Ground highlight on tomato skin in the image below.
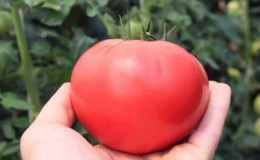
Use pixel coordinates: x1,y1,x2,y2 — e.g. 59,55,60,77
70,39,210,154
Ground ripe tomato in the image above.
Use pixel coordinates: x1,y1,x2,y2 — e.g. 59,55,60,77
70,39,209,154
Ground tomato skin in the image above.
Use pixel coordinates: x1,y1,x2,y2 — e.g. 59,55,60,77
70,39,209,154
254,95,260,116
0,11,13,34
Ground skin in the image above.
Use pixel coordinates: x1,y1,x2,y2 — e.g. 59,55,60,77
20,81,231,160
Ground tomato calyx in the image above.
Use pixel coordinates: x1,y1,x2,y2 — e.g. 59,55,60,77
119,14,176,41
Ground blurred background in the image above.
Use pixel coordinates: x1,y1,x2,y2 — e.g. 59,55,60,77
0,0,260,159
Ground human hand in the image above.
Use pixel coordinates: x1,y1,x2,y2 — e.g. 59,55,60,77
20,81,231,160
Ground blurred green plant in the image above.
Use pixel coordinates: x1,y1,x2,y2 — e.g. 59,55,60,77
0,0,260,159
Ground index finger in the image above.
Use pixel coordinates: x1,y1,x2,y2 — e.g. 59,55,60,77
188,81,231,156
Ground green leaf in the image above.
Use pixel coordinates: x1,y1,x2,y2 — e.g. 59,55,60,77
24,0,33,7
42,0,61,10
240,133,260,148
37,28,59,38
97,0,108,7
40,10,66,26
9,0,28,8
185,1,208,21
73,121,88,136
71,27,96,60
30,40,51,57
39,0,76,26
1,140,19,157
0,41,16,57
11,117,29,129
166,10,191,27
30,0,45,6
2,120,16,140
204,58,220,70
0,92,31,110
102,13,119,38
86,6,98,17
0,41,18,75
0,48,19,79
0,142,7,153
210,15,240,42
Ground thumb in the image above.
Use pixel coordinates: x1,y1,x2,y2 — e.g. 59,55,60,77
34,82,75,126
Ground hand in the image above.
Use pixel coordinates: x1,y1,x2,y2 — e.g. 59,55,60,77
20,81,231,160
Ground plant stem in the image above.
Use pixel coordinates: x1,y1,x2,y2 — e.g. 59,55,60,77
10,7,41,122
139,0,144,12
242,0,251,63
233,0,252,140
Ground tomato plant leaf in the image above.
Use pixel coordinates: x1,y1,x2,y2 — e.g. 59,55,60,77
0,92,31,110
185,1,208,21
29,0,44,6
0,41,19,76
210,15,241,43
86,6,98,17
30,40,51,57
102,13,119,37
0,140,19,157
97,0,108,7
71,27,96,60
166,10,191,27
9,0,28,8
0,142,7,153
42,0,61,10
38,0,76,26
11,117,29,129
2,120,16,140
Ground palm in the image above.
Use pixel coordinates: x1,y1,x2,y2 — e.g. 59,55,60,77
95,143,205,160
36,126,205,160
20,82,231,160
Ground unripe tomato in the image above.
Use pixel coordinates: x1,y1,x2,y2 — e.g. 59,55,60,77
227,67,241,79
71,39,209,154
0,10,13,34
251,41,260,56
254,118,260,136
254,95,260,116
227,1,240,16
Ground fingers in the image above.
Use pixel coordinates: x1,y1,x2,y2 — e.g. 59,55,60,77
188,81,231,157
34,82,75,127
20,83,106,160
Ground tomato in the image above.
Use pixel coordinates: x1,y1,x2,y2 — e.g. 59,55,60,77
227,1,240,16
70,39,209,154
251,41,260,56
227,67,241,79
254,95,260,116
0,11,13,34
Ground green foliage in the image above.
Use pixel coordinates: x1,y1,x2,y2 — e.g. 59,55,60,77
0,0,260,159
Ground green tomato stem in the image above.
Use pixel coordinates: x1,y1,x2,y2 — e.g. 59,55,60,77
119,15,127,40
233,0,252,140
10,7,41,122
127,11,132,40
